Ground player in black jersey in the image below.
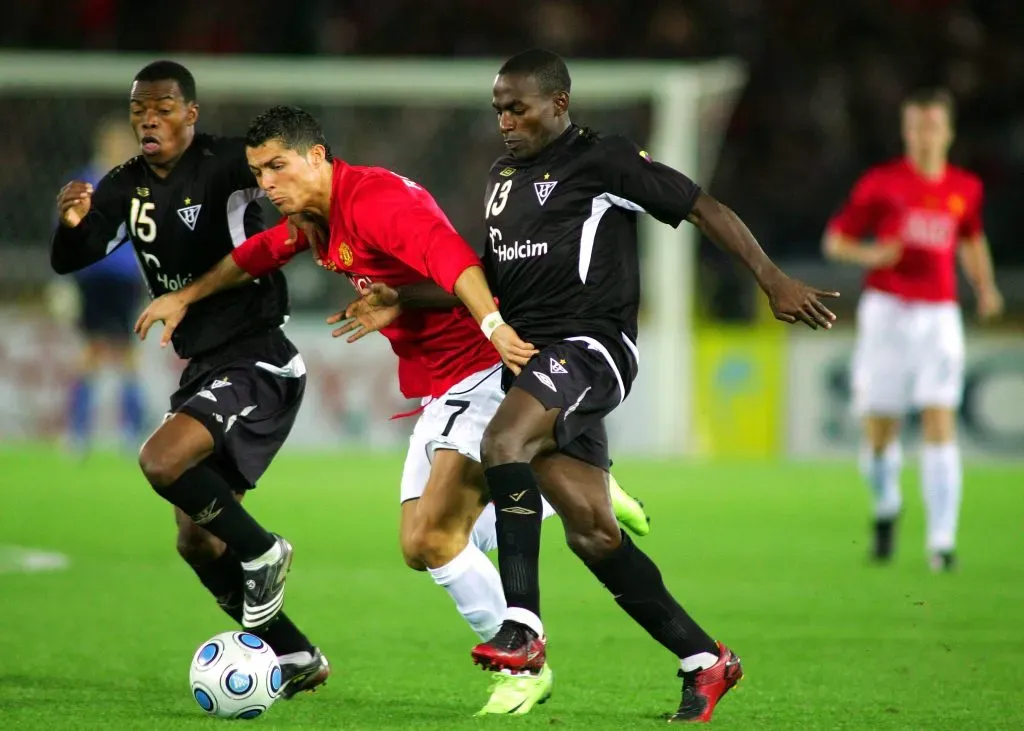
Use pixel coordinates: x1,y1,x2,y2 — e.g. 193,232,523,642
50,61,328,696
469,49,840,723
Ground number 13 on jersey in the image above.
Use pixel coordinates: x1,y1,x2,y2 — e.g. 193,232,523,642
486,180,511,219
130,197,157,243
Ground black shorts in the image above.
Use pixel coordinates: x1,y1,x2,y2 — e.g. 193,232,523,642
77,277,142,341
503,337,635,471
169,329,305,487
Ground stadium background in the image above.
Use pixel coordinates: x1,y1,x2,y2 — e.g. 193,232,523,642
1,2,1022,730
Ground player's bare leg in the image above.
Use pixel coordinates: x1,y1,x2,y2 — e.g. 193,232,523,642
920,406,960,571
174,483,329,697
139,413,291,629
398,448,554,716
399,449,507,641
861,415,903,562
535,452,741,723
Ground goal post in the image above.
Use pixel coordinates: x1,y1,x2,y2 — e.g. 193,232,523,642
0,52,745,455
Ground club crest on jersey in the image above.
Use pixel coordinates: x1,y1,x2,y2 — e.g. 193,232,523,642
177,203,202,231
550,358,568,375
339,242,354,267
534,180,557,206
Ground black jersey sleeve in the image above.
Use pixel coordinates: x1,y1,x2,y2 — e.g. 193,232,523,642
50,167,129,274
218,137,266,243
596,136,702,228
222,137,257,190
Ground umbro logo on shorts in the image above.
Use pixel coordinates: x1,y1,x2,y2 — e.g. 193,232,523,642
533,372,557,392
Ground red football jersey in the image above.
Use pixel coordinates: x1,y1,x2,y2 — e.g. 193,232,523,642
232,159,499,399
827,158,984,302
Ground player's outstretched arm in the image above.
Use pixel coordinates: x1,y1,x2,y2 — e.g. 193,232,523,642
395,281,461,309
452,266,538,373
135,220,307,347
134,253,253,347
688,192,839,330
327,280,460,343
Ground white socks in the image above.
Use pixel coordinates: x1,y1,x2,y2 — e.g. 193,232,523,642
860,439,962,553
680,652,719,673
470,503,499,554
860,441,903,520
240,539,282,570
506,607,544,638
429,499,559,641
920,442,962,552
427,542,506,641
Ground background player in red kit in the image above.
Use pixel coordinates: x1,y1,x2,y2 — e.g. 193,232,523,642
136,105,650,715
824,88,1003,571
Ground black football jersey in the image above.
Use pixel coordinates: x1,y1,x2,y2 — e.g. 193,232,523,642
482,125,701,377
50,133,288,360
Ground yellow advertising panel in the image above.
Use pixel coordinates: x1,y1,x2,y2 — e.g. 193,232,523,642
693,327,784,457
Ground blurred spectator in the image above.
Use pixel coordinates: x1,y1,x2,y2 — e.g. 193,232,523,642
56,115,147,455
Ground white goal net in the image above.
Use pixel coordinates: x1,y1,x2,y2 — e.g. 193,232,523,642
0,52,744,454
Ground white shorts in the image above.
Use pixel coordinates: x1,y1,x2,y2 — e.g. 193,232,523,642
398,364,556,521
852,289,965,417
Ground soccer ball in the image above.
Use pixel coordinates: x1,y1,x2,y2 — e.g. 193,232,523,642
189,631,282,719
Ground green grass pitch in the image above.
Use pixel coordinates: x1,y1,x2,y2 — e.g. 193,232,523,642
1,447,1022,729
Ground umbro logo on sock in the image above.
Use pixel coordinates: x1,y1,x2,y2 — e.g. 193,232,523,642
192,499,223,526
501,506,537,515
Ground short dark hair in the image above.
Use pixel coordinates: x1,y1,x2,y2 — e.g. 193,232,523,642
902,87,955,125
498,48,571,95
133,60,197,102
245,105,333,161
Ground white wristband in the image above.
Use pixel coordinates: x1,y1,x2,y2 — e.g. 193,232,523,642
480,311,505,341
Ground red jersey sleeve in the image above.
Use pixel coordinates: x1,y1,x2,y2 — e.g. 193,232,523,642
350,173,481,293
231,221,310,277
958,175,984,240
827,171,881,239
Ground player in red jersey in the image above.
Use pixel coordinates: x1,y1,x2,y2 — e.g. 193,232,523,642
136,105,651,714
824,88,1003,571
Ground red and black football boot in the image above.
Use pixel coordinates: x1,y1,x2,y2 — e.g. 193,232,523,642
667,642,743,724
471,620,546,673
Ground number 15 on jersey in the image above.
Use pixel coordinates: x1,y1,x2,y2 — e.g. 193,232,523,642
130,197,157,243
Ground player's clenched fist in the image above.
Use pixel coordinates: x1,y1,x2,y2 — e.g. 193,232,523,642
56,181,94,228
